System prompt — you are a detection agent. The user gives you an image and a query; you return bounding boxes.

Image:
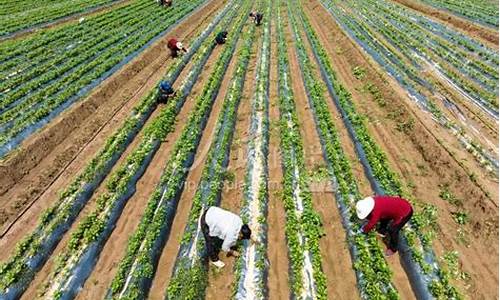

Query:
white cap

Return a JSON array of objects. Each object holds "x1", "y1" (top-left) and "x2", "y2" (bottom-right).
[
  {"x1": 176, "y1": 42, "x2": 183, "y2": 49},
  {"x1": 356, "y1": 197, "x2": 375, "y2": 219}
]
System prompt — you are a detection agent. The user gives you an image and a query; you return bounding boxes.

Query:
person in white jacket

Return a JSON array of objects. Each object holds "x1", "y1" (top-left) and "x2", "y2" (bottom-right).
[{"x1": 201, "y1": 206, "x2": 252, "y2": 268}]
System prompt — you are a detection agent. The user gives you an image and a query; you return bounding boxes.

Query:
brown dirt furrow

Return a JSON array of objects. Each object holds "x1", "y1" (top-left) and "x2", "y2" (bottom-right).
[
  {"x1": 19, "y1": 36, "x2": 227, "y2": 300},
  {"x1": 147, "y1": 31, "x2": 248, "y2": 299},
  {"x1": 0, "y1": 0, "x2": 225, "y2": 232},
  {"x1": 266, "y1": 15, "x2": 290, "y2": 300},
  {"x1": 205, "y1": 24, "x2": 260, "y2": 300},
  {"x1": 283, "y1": 10, "x2": 360, "y2": 298},
  {"x1": 391, "y1": 0, "x2": 499, "y2": 49},
  {"x1": 304, "y1": 0, "x2": 498, "y2": 298}
]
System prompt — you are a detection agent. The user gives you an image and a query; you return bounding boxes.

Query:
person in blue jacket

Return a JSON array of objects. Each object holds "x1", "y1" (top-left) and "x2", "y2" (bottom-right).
[{"x1": 158, "y1": 81, "x2": 175, "y2": 103}]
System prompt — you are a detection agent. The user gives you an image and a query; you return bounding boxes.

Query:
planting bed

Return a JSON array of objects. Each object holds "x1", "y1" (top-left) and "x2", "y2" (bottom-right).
[{"x1": 0, "y1": 0, "x2": 497, "y2": 299}]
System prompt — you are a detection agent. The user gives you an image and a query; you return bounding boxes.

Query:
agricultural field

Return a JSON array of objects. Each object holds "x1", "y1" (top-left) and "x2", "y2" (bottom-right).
[{"x1": 0, "y1": 0, "x2": 497, "y2": 299}]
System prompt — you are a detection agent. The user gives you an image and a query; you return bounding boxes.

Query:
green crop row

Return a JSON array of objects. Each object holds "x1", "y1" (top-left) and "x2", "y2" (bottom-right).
[
  {"x1": 419, "y1": 0, "x2": 498, "y2": 27},
  {"x1": 0, "y1": 0, "x2": 205, "y2": 157},
  {"x1": 275, "y1": 2, "x2": 328, "y2": 299},
  {"x1": 0, "y1": 9, "x2": 223, "y2": 294},
  {"x1": 286, "y1": 2, "x2": 399, "y2": 299},
  {"x1": 0, "y1": 0, "x2": 119, "y2": 36},
  {"x1": 232, "y1": 0, "x2": 271, "y2": 298},
  {"x1": 348, "y1": 0, "x2": 498, "y2": 110},
  {"x1": 296, "y1": 1, "x2": 462, "y2": 298},
  {"x1": 166, "y1": 8, "x2": 256, "y2": 300},
  {"x1": 321, "y1": 0, "x2": 498, "y2": 175},
  {"x1": 106, "y1": 3, "x2": 249, "y2": 298}
]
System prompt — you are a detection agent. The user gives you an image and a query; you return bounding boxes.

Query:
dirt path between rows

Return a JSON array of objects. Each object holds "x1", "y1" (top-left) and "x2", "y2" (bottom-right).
[
  {"x1": 305, "y1": 0, "x2": 498, "y2": 298},
  {"x1": 265, "y1": 15, "x2": 290, "y2": 299},
  {"x1": 0, "y1": 0, "x2": 224, "y2": 233},
  {"x1": 205, "y1": 24, "x2": 260, "y2": 300},
  {"x1": 391, "y1": 0, "x2": 499, "y2": 49},
  {"x1": 147, "y1": 31, "x2": 248, "y2": 299}
]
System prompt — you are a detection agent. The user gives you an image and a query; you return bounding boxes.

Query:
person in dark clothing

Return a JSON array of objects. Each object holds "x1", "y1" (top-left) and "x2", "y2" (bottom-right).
[
  {"x1": 158, "y1": 80, "x2": 175, "y2": 103},
  {"x1": 215, "y1": 31, "x2": 228, "y2": 45},
  {"x1": 201, "y1": 206, "x2": 253, "y2": 268},
  {"x1": 356, "y1": 195, "x2": 413, "y2": 256},
  {"x1": 167, "y1": 38, "x2": 188, "y2": 58},
  {"x1": 249, "y1": 11, "x2": 263, "y2": 26}
]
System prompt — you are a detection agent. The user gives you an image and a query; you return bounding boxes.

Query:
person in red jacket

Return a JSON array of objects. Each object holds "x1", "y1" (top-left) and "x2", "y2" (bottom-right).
[
  {"x1": 356, "y1": 195, "x2": 413, "y2": 256},
  {"x1": 167, "y1": 38, "x2": 188, "y2": 58}
]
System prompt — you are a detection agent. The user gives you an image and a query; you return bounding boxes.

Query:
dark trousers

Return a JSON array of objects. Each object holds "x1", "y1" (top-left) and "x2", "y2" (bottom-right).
[
  {"x1": 379, "y1": 209, "x2": 413, "y2": 252},
  {"x1": 169, "y1": 48, "x2": 178, "y2": 58},
  {"x1": 201, "y1": 210, "x2": 223, "y2": 262}
]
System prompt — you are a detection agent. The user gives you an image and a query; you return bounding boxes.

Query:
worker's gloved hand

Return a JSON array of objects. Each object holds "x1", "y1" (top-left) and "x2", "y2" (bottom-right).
[
  {"x1": 228, "y1": 250, "x2": 240, "y2": 257},
  {"x1": 357, "y1": 226, "x2": 365, "y2": 235},
  {"x1": 211, "y1": 260, "x2": 225, "y2": 268}
]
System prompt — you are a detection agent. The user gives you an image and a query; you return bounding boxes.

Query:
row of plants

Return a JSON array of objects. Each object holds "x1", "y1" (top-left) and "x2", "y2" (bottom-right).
[
  {"x1": 0, "y1": 0, "x2": 206, "y2": 158},
  {"x1": 361, "y1": 2, "x2": 498, "y2": 96},
  {"x1": 320, "y1": 0, "x2": 498, "y2": 175},
  {"x1": 105, "y1": 3, "x2": 250, "y2": 299},
  {"x1": 418, "y1": 0, "x2": 499, "y2": 28},
  {"x1": 165, "y1": 7, "x2": 257, "y2": 299},
  {"x1": 296, "y1": 2, "x2": 462, "y2": 298},
  {"x1": 0, "y1": 0, "x2": 151, "y2": 73},
  {"x1": 346, "y1": 0, "x2": 498, "y2": 113},
  {"x1": 34, "y1": 2, "x2": 244, "y2": 297},
  {"x1": 286, "y1": 2, "x2": 399, "y2": 299},
  {"x1": 0, "y1": 0, "x2": 156, "y2": 104},
  {"x1": 232, "y1": 0, "x2": 271, "y2": 299},
  {"x1": 0, "y1": 0, "x2": 120, "y2": 37},
  {"x1": 0, "y1": 0, "x2": 151, "y2": 97},
  {"x1": 0, "y1": 10, "x2": 153, "y2": 126},
  {"x1": 0, "y1": 2, "x2": 234, "y2": 298},
  {"x1": 274, "y1": 2, "x2": 327, "y2": 299}
]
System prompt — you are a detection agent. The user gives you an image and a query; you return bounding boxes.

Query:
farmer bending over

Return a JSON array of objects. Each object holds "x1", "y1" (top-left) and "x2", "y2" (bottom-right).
[
  {"x1": 249, "y1": 11, "x2": 263, "y2": 26},
  {"x1": 158, "y1": 80, "x2": 175, "y2": 103},
  {"x1": 201, "y1": 206, "x2": 252, "y2": 268},
  {"x1": 356, "y1": 195, "x2": 413, "y2": 256},
  {"x1": 167, "y1": 38, "x2": 188, "y2": 58},
  {"x1": 215, "y1": 31, "x2": 228, "y2": 45}
]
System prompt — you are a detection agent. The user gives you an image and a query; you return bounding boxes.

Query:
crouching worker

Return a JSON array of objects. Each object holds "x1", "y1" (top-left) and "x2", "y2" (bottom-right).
[
  {"x1": 249, "y1": 11, "x2": 263, "y2": 26},
  {"x1": 167, "y1": 38, "x2": 188, "y2": 58},
  {"x1": 356, "y1": 195, "x2": 413, "y2": 257},
  {"x1": 201, "y1": 206, "x2": 252, "y2": 268},
  {"x1": 158, "y1": 80, "x2": 175, "y2": 103},
  {"x1": 215, "y1": 31, "x2": 228, "y2": 45}
]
